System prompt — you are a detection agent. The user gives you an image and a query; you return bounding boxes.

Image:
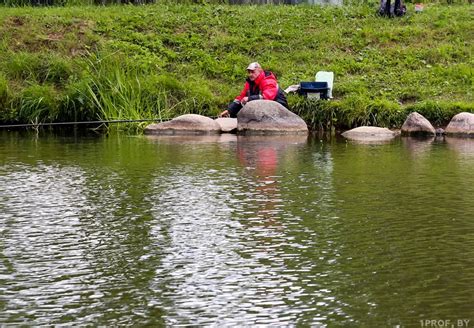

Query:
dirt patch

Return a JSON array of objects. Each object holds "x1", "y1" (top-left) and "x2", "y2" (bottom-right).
[
  {"x1": 47, "y1": 32, "x2": 63, "y2": 41},
  {"x1": 2, "y1": 17, "x2": 96, "y2": 57},
  {"x1": 6, "y1": 16, "x2": 26, "y2": 27}
]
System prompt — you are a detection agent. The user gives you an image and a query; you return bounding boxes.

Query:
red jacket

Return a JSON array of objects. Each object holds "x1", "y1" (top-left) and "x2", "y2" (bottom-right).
[{"x1": 235, "y1": 71, "x2": 280, "y2": 102}]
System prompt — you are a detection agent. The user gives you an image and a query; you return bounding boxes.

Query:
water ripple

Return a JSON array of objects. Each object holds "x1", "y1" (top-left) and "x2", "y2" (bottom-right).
[{"x1": 0, "y1": 134, "x2": 473, "y2": 326}]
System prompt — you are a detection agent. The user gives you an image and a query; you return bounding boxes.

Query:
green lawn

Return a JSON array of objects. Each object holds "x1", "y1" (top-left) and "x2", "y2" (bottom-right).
[{"x1": 0, "y1": 3, "x2": 472, "y2": 129}]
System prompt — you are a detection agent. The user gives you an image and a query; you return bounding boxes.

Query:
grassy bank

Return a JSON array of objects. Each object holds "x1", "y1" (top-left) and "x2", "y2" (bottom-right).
[{"x1": 0, "y1": 3, "x2": 472, "y2": 130}]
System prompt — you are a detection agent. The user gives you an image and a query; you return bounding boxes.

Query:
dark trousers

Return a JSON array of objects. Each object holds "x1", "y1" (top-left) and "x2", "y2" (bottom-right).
[{"x1": 227, "y1": 101, "x2": 243, "y2": 118}]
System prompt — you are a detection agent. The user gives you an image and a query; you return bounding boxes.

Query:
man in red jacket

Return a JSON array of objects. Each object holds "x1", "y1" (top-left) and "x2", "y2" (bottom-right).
[{"x1": 219, "y1": 62, "x2": 288, "y2": 118}]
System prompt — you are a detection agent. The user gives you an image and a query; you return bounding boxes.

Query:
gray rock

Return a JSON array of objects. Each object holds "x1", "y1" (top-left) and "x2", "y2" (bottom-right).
[
  {"x1": 237, "y1": 100, "x2": 308, "y2": 135},
  {"x1": 144, "y1": 114, "x2": 221, "y2": 135},
  {"x1": 215, "y1": 117, "x2": 237, "y2": 133},
  {"x1": 401, "y1": 112, "x2": 435, "y2": 136},
  {"x1": 342, "y1": 126, "x2": 398, "y2": 142},
  {"x1": 445, "y1": 112, "x2": 474, "y2": 138}
]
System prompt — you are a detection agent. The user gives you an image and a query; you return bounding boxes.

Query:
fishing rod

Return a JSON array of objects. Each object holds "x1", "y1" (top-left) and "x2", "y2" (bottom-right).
[
  {"x1": 0, "y1": 114, "x2": 221, "y2": 129},
  {"x1": 0, "y1": 118, "x2": 172, "y2": 129}
]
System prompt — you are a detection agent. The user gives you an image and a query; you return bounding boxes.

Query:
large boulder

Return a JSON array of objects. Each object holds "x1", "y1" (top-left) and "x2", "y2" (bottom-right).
[
  {"x1": 445, "y1": 112, "x2": 474, "y2": 138},
  {"x1": 237, "y1": 100, "x2": 308, "y2": 135},
  {"x1": 144, "y1": 114, "x2": 221, "y2": 135},
  {"x1": 341, "y1": 126, "x2": 398, "y2": 142},
  {"x1": 214, "y1": 117, "x2": 237, "y2": 133},
  {"x1": 401, "y1": 112, "x2": 435, "y2": 136}
]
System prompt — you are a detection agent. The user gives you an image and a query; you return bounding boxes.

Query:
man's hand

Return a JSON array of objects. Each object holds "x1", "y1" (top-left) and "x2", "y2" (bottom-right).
[
  {"x1": 241, "y1": 97, "x2": 249, "y2": 105},
  {"x1": 219, "y1": 110, "x2": 229, "y2": 118}
]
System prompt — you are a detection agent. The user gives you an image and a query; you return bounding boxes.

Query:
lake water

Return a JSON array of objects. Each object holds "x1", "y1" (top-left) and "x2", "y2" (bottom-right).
[{"x1": 1, "y1": 130, "x2": 473, "y2": 327}]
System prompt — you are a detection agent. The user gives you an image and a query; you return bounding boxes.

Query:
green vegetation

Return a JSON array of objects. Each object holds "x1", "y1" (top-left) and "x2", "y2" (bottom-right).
[{"x1": 0, "y1": 3, "x2": 472, "y2": 130}]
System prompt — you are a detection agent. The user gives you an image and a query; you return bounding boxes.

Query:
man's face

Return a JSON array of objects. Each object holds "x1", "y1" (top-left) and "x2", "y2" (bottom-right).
[{"x1": 247, "y1": 68, "x2": 261, "y2": 81}]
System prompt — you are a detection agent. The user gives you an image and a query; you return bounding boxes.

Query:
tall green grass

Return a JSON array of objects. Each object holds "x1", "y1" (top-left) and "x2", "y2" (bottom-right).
[
  {"x1": 0, "y1": 73, "x2": 13, "y2": 122},
  {"x1": 5, "y1": 52, "x2": 73, "y2": 85},
  {"x1": 291, "y1": 97, "x2": 474, "y2": 130},
  {"x1": 78, "y1": 52, "x2": 216, "y2": 130},
  {"x1": 291, "y1": 97, "x2": 407, "y2": 130}
]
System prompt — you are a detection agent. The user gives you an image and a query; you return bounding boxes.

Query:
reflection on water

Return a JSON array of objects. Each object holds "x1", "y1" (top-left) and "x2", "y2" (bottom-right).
[
  {"x1": 445, "y1": 136, "x2": 474, "y2": 158},
  {"x1": 401, "y1": 136, "x2": 435, "y2": 158},
  {"x1": 0, "y1": 132, "x2": 473, "y2": 326},
  {"x1": 145, "y1": 133, "x2": 238, "y2": 145}
]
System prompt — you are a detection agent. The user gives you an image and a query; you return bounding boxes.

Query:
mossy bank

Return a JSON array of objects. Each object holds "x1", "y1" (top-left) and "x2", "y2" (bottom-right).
[{"x1": 0, "y1": 3, "x2": 472, "y2": 130}]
